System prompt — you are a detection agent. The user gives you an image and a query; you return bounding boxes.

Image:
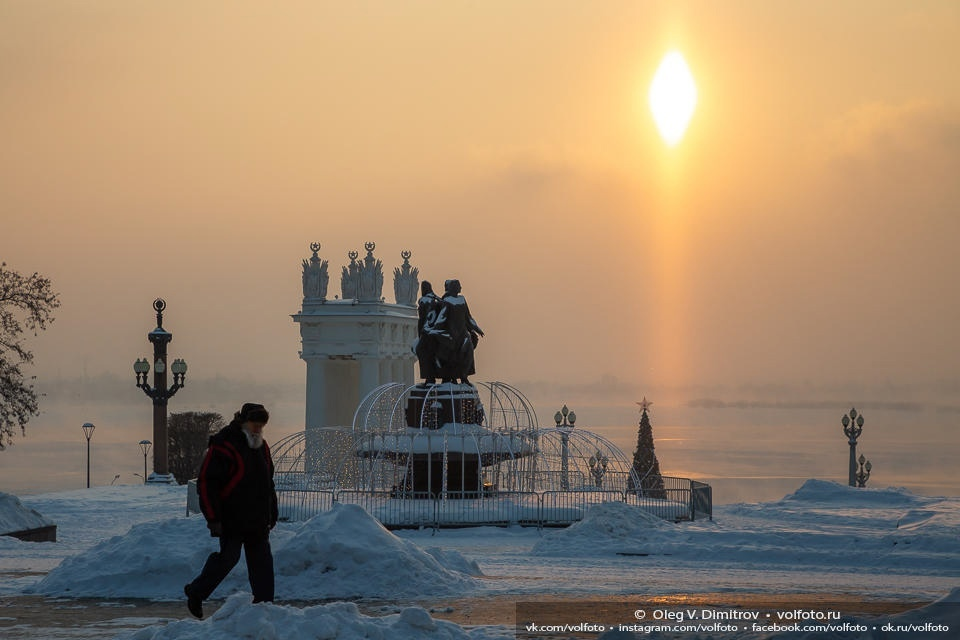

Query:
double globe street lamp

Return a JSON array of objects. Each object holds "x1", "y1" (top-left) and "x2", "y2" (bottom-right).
[
  {"x1": 856, "y1": 453, "x2": 872, "y2": 488},
  {"x1": 589, "y1": 450, "x2": 609, "y2": 488},
  {"x1": 841, "y1": 408, "x2": 871, "y2": 488},
  {"x1": 133, "y1": 299, "x2": 187, "y2": 483}
]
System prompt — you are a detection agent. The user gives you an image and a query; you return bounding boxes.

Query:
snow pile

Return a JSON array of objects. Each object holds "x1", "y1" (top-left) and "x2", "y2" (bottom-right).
[
  {"x1": 719, "y1": 479, "x2": 960, "y2": 571},
  {"x1": 534, "y1": 480, "x2": 960, "y2": 577},
  {"x1": 31, "y1": 514, "x2": 209, "y2": 598},
  {"x1": 780, "y1": 478, "x2": 920, "y2": 506},
  {"x1": 274, "y1": 503, "x2": 480, "y2": 598},
  {"x1": 117, "y1": 592, "x2": 512, "y2": 640},
  {"x1": 533, "y1": 501, "x2": 678, "y2": 556},
  {"x1": 1, "y1": 485, "x2": 188, "y2": 596},
  {"x1": 0, "y1": 491, "x2": 54, "y2": 534},
  {"x1": 424, "y1": 546, "x2": 483, "y2": 576},
  {"x1": 33, "y1": 503, "x2": 480, "y2": 599}
]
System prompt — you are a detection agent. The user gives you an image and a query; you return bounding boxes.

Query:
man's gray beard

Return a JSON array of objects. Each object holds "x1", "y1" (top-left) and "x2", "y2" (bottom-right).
[{"x1": 242, "y1": 429, "x2": 264, "y2": 449}]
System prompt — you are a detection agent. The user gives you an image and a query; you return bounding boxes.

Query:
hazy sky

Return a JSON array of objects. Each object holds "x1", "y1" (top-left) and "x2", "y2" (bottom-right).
[{"x1": 2, "y1": 2, "x2": 959, "y2": 444}]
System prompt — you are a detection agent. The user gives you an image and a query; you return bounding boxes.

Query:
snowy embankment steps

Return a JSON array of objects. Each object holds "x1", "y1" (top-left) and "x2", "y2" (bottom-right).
[{"x1": 32, "y1": 503, "x2": 480, "y2": 600}]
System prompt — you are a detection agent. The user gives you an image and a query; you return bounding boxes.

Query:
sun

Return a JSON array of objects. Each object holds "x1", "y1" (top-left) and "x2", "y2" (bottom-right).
[{"x1": 649, "y1": 51, "x2": 698, "y2": 147}]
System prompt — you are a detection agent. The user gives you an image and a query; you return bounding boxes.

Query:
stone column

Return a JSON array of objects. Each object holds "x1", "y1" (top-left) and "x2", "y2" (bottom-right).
[
  {"x1": 390, "y1": 359, "x2": 404, "y2": 386},
  {"x1": 359, "y1": 357, "x2": 381, "y2": 402},
  {"x1": 304, "y1": 357, "x2": 327, "y2": 429}
]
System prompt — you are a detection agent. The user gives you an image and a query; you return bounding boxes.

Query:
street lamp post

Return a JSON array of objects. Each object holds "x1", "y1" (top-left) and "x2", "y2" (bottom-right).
[
  {"x1": 133, "y1": 299, "x2": 187, "y2": 483},
  {"x1": 841, "y1": 408, "x2": 865, "y2": 487},
  {"x1": 138, "y1": 440, "x2": 152, "y2": 484},
  {"x1": 81, "y1": 422, "x2": 95, "y2": 488},
  {"x1": 856, "y1": 454, "x2": 872, "y2": 488},
  {"x1": 588, "y1": 449, "x2": 609, "y2": 488},
  {"x1": 554, "y1": 405, "x2": 576, "y2": 491}
]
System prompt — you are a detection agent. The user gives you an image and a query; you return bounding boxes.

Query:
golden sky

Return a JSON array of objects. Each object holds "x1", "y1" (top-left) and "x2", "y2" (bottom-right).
[{"x1": 3, "y1": 1, "x2": 959, "y2": 422}]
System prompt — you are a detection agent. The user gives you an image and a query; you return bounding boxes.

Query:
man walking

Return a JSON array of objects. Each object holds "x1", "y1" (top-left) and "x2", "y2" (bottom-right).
[{"x1": 184, "y1": 402, "x2": 278, "y2": 618}]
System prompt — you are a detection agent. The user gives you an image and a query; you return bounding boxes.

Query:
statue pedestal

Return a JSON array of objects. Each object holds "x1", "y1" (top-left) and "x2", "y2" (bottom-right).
[
  {"x1": 405, "y1": 383, "x2": 483, "y2": 429},
  {"x1": 355, "y1": 384, "x2": 523, "y2": 497}
]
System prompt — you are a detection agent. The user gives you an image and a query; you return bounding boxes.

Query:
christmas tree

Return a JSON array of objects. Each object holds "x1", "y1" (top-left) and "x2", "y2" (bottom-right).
[{"x1": 627, "y1": 397, "x2": 666, "y2": 498}]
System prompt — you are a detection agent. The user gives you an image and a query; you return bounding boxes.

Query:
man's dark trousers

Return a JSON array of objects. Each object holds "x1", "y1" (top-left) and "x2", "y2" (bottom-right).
[{"x1": 187, "y1": 533, "x2": 274, "y2": 602}]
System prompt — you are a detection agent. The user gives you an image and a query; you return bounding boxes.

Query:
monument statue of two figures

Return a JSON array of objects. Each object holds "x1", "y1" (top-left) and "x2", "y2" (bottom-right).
[
  {"x1": 414, "y1": 281, "x2": 443, "y2": 384},
  {"x1": 414, "y1": 279, "x2": 484, "y2": 385}
]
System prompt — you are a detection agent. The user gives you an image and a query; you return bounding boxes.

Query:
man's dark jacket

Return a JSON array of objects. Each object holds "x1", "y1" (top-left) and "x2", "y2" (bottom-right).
[{"x1": 197, "y1": 422, "x2": 279, "y2": 537}]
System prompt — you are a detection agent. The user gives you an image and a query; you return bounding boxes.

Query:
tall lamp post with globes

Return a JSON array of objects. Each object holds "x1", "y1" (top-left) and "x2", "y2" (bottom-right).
[
  {"x1": 856, "y1": 453, "x2": 872, "y2": 488},
  {"x1": 554, "y1": 405, "x2": 576, "y2": 491},
  {"x1": 588, "y1": 450, "x2": 609, "y2": 488},
  {"x1": 133, "y1": 299, "x2": 187, "y2": 483},
  {"x1": 841, "y1": 408, "x2": 865, "y2": 487},
  {"x1": 81, "y1": 422, "x2": 95, "y2": 488}
]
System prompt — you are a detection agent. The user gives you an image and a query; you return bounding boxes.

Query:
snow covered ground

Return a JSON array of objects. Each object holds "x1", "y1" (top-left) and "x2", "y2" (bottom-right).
[{"x1": 1, "y1": 480, "x2": 958, "y2": 638}]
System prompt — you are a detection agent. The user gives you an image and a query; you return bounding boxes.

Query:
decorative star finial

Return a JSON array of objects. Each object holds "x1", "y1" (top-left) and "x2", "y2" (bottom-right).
[
  {"x1": 153, "y1": 298, "x2": 166, "y2": 328},
  {"x1": 637, "y1": 397, "x2": 653, "y2": 413}
]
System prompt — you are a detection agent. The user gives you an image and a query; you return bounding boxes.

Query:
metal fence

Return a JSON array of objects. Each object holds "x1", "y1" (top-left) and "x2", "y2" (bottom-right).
[
  {"x1": 279, "y1": 488, "x2": 335, "y2": 523},
  {"x1": 691, "y1": 480, "x2": 713, "y2": 521},
  {"x1": 623, "y1": 475, "x2": 698, "y2": 521},
  {"x1": 264, "y1": 475, "x2": 712, "y2": 528},
  {"x1": 337, "y1": 491, "x2": 436, "y2": 528},
  {"x1": 540, "y1": 490, "x2": 623, "y2": 526}
]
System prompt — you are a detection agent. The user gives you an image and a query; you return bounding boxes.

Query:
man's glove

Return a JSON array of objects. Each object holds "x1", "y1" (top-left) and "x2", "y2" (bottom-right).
[{"x1": 208, "y1": 521, "x2": 223, "y2": 537}]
